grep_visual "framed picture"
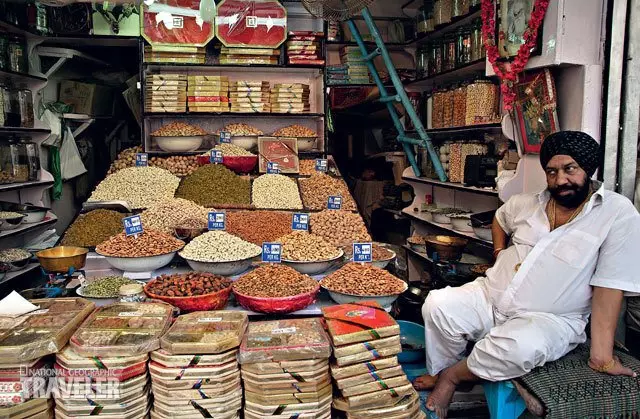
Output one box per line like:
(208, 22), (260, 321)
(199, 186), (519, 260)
(513, 69), (559, 154)
(497, 0), (543, 58)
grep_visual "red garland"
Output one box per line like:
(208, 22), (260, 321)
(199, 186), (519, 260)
(481, 0), (550, 111)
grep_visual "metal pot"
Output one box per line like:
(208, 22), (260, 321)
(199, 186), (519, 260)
(425, 235), (467, 262)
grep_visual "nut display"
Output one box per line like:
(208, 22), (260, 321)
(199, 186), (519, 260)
(96, 229), (185, 257)
(61, 209), (126, 248)
(299, 174), (357, 211)
(273, 125), (316, 138)
(107, 146), (142, 175)
(310, 210), (371, 247)
(82, 276), (138, 298)
(141, 198), (210, 234)
(252, 174), (303, 210)
(212, 143), (255, 157)
(233, 265), (318, 297)
(278, 231), (341, 262)
(175, 164), (251, 207)
(146, 273), (232, 297)
(465, 80), (499, 125)
(179, 231), (261, 262)
(151, 122), (208, 137)
(299, 160), (317, 176)
(226, 210), (293, 246)
(217, 123), (263, 136)
(320, 263), (407, 296)
(150, 155), (200, 177)
(88, 166), (180, 209)
(343, 243), (394, 261)
(0, 248), (30, 262)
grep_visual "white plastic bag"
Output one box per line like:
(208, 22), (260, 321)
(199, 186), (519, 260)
(42, 109), (62, 147)
(60, 127), (87, 180)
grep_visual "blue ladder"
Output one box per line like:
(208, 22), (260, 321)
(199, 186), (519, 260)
(345, 9), (447, 181)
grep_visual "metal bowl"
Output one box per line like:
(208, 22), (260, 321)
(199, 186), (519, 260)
(230, 136), (258, 151)
(282, 250), (344, 276)
(0, 215), (24, 231)
(323, 283), (407, 309)
(96, 250), (179, 273)
(425, 235), (468, 262)
(75, 287), (118, 307)
(180, 254), (258, 277)
(36, 246), (88, 273)
(296, 137), (317, 151)
(153, 135), (205, 153)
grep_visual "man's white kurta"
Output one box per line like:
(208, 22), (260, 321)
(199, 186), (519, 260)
(422, 182), (640, 380)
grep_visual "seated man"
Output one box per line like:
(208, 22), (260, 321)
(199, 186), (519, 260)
(414, 131), (640, 417)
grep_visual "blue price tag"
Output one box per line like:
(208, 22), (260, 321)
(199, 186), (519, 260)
(328, 196), (342, 210)
(262, 242), (282, 263)
(267, 162), (280, 174)
(210, 150), (223, 164)
(208, 212), (225, 230)
(315, 159), (328, 172)
(353, 243), (373, 263)
(135, 153), (148, 167)
(123, 215), (143, 237)
(219, 131), (231, 143)
(292, 213), (309, 231)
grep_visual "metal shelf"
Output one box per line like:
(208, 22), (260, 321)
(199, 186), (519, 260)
(0, 263), (40, 286)
(326, 41), (410, 52)
(405, 60), (488, 91)
(145, 63), (325, 70)
(0, 69), (47, 86)
(144, 112), (325, 118)
(0, 212), (57, 240)
(0, 179), (54, 193)
(402, 208), (492, 245)
(407, 9), (482, 46)
(402, 175), (498, 196)
(412, 123), (503, 137)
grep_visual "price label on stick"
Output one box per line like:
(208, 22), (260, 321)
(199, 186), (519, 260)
(267, 162), (280, 174)
(123, 215), (143, 237)
(353, 243), (373, 263)
(315, 159), (328, 172)
(210, 150), (223, 164)
(328, 196), (342, 210)
(219, 131), (231, 144)
(208, 212), (225, 230)
(262, 242), (282, 263)
(135, 153), (148, 167)
(292, 213), (309, 231)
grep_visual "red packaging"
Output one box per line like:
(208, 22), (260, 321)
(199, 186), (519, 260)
(216, 0), (287, 48)
(288, 59), (326, 66)
(322, 302), (400, 346)
(143, 0), (215, 46)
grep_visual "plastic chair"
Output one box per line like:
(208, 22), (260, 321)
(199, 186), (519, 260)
(482, 381), (526, 419)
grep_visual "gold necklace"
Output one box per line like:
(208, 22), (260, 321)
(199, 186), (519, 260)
(547, 189), (593, 231)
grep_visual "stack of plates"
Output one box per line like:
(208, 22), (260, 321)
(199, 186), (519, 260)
(323, 302), (424, 418)
(220, 47), (280, 66)
(145, 74), (187, 113)
(0, 358), (47, 408)
(340, 46), (371, 85)
(229, 81), (271, 113)
(144, 45), (206, 64)
(270, 83), (310, 114)
(239, 319), (332, 419)
(187, 76), (230, 113)
(54, 347), (150, 418)
(287, 31), (324, 66)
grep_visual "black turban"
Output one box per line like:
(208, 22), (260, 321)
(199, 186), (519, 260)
(539, 131), (601, 177)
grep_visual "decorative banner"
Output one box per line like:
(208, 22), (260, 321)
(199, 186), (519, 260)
(353, 243), (373, 263)
(135, 153), (148, 167)
(123, 215), (143, 237)
(292, 213), (309, 231)
(210, 150), (223, 164)
(208, 212), (225, 230)
(262, 242), (281, 263)
(328, 196), (342, 210)
(267, 162), (280, 174)
(219, 131), (231, 143)
(315, 159), (328, 172)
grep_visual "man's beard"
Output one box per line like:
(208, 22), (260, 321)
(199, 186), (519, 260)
(549, 180), (591, 208)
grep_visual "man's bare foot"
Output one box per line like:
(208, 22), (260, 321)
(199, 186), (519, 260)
(413, 374), (438, 390)
(426, 368), (457, 418)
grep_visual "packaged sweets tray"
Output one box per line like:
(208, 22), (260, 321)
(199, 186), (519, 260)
(241, 366), (329, 384)
(335, 383), (416, 410)
(54, 383), (148, 406)
(244, 394), (331, 416)
(0, 398), (51, 419)
(56, 346), (147, 370)
(154, 397), (241, 416)
(244, 383), (331, 405)
(149, 360), (238, 380)
(341, 375), (411, 397)
(150, 368), (240, 390)
(331, 357), (399, 380)
(244, 410), (329, 419)
(0, 298), (94, 363)
(69, 302), (173, 357)
(54, 360), (147, 383)
(346, 392), (420, 419)
(151, 348), (237, 368)
(336, 365), (406, 390)
(239, 319), (330, 364)
(161, 311), (247, 355)
(335, 344), (402, 367)
(152, 375), (241, 394)
(151, 405), (239, 419)
(241, 359), (327, 375)
(243, 377), (329, 394)
(153, 387), (242, 408)
(152, 380), (240, 400)
(55, 393), (148, 415)
(323, 302), (400, 347)
(334, 335), (402, 358)
(54, 403), (148, 419)
(56, 373), (148, 398)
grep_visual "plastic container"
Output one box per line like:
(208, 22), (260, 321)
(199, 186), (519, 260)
(145, 282), (233, 314)
(397, 320), (426, 364)
(323, 301), (400, 346)
(151, 348), (237, 367)
(241, 358), (327, 375)
(331, 357), (400, 380)
(239, 318), (331, 364)
(233, 285), (320, 314)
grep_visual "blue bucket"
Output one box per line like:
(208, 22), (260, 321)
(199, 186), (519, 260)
(397, 320), (426, 364)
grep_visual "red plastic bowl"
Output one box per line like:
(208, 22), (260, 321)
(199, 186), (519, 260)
(232, 284), (320, 314)
(143, 281), (232, 313)
(195, 155), (258, 173)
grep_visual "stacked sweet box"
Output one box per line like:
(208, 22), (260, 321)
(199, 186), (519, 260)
(145, 74), (188, 113)
(220, 47), (280, 65)
(143, 45), (206, 65)
(187, 76), (230, 113)
(270, 84), (310, 114)
(238, 318), (332, 419)
(230, 81), (271, 113)
(340, 47), (371, 85)
(327, 65), (350, 86)
(323, 302), (425, 419)
(287, 31), (325, 66)
(149, 311), (248, 419)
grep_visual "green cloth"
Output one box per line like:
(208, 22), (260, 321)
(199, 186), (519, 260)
(49, 146), (62, 200)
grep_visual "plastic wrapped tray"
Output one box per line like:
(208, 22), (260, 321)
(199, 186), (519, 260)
(149, 360), (238, 381)
(334, 384), (416, 411)
(244, 394), (331, 416)
(56, 346), (147, 370)
(57, 373), (148, 398)
(69, 302), (173, 357)
(152, 380), (240, 401)
(239, 318), (331, 364)
(153, 387), (242, 408)
(241, 359), (327, 375)
(244, 384), (331, 405)
(154, 397), (241, 416)
(244, 411), (329, 419)
(150, 368), (240, 390)
(55, 393), (148, 416)
(243, 377), (329, 395)
(152, 405), (239, 419)
(331, 357), (399, 380)
(54, 360), (147, 383)
(241, 366), (329, 385)
(323, 302), (400, 346)
(0, 298), (94, 363)
(341, 375), (410, 397)
(334, 335), (402, 358)
(0, 398), (51, 418)
(160, 311), (247, 355)
(335, 365), (406, 390)
(54, 383), (148, 406)
(335, 344), (402, 367)
(55, 403), (148, 419)
(346, 392), (420, 419)
(151, 348), (237, 368)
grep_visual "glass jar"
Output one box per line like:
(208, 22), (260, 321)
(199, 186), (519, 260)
(431, 90), (445, 129)
(23, 141), (40, 181)
(0, 142), (15, 184)
(425, 93), (433, 129)
(7, 36), (26, 73)
(8, 89), (34, 128)
(424, 0), (436, 33)
(429, 40), (443, 76)
(417, 6), (428, 36)
(456, 28), (472, 66)
(434, 0), (452, 26)
(119, 284), (146, 303)
(453, 0), (470, 17)
(442, 35), (457, 71)
(417, 45), (429, 78)
(471, 18), (485, 61)
(452, 84), (467, 127)
(405, 92), (422, 131)
(0, 85), (7, 127)
(442, 89), (454, 128)
(9, 142), (28, 183)
(465, 79), (499, 125)
(0, 33), (9, 70)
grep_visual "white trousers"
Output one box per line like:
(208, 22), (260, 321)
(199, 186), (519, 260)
(422, 279), (588, 381)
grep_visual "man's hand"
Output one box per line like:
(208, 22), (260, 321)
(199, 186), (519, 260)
(588, 356), (637, 377)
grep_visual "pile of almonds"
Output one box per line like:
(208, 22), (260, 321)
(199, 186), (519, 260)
(233, 265), (318, 298)
(320, 263), (406, 296)
(278, 231), (341, 262)
(273, 124), (316, 138)
(226, 211), (292, 246)
(299, 174), (357, 211)
(96, 229), (184, 257)
(217, 123), (263, 136)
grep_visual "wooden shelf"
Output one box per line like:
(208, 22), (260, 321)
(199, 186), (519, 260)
(401, 208), (492, 245)
(144, 112), (324, 118)
(0, 263), (40, 286)
(402, 175), (498, 196)
(405, 60), (488, 91)
(0, 212), (57, 240)
(407, 8), (482, 46)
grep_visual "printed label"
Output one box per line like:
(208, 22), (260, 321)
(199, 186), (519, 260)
(328, 196), (342, 210)
(118, 312), (143, 317)
(262, 242), (282, 263)
(197, 318), (223, 323)
(267, 162), (280, 174)
(135, 153), (148, 167)
(210, 150), (223, 164)
(291, 213), (309, 231)
(272, 327), (296, 335)
(315, 159), (328, 172)
(122, 215), (143, 237)
(246, 16), (258, 28)
(172, 16), (184, 29)
(207, 212), (225, 231)
(219, 132), (231, 144)
(353, 243), (373, 263)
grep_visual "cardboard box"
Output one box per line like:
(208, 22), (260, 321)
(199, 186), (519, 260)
(59, 81), (115, 116)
